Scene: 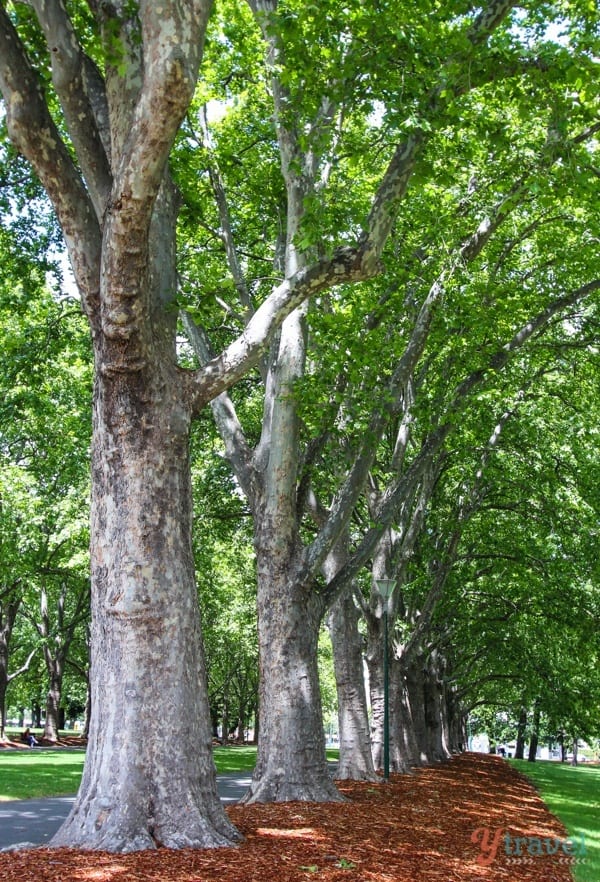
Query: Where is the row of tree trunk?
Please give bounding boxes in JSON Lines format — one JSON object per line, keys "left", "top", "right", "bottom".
{"left": 328, "top": 589, "right": 465, "bottom": 784}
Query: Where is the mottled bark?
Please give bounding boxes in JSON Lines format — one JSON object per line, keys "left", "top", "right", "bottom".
{"left": 243, "top": 555, "right": 341, "bottom": 802}
{"left": 422, "top": 654, "right": 451, "bottom": 763}
{"left": 446, "top": 686, "right": 467, "bottom": 753}
{"left": 53, "top": 359, "right": 239, "bottom": 850}
{"left": 389, "top": 656, "right": 421, "bottom": 771}
{"left": 367, "top": 633, "right": 419, "bottom": 774}
{"left": 327, "top": 589, "right": 377, "bottom": 781}
{"left": 404, "top": 654, "right": 430, "bottom": 765}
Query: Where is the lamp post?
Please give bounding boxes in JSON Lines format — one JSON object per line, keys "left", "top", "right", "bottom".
{"left": 375, "top": 578, "right": 396, "bottom": 781}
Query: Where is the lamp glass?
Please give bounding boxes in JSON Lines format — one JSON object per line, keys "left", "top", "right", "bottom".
{"left": 375, "top": 578, "right": 396, "bottom": 600}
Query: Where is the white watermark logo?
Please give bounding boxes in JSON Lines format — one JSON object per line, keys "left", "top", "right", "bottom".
{"left": 471, "top": 827, "right": 586, "bottom": 867}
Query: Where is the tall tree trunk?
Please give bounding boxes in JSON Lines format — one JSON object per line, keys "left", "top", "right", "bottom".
{"left": 44, "top": 664, "right": 64, "bottom": 742}
{"left": 0, "top": 678, "right": 7, "bottom": 741}
{"left": 423, "top": 652, "right": 451, "bottom": 763}
{"left": 390, "top": 655, "right": 421, "bottom": 771}
{"left": 51, "top": 365, "right": 239, "bottom": 851}
{"left": 327, "top": 588, "right": 378, "bottom": 781}
{"left": 514, "top": 706, "right": 527, "bottom": 760}
{"left": 559, "top": 732, "right": 566, "bottom": 762}
{"left": 571, "top": 738, "right": 578, "bottom": 766}
{"left": 445, "top": 685, "right": 466, "bottom": 753}
{"left": 404, "top": 653, "right": 429, "bottom": 765}
{"left": 527, "top": 703, "right": 540, "bottom": 762}
{"left": 0, "top": 596, "right": 20, "bottom": 741}
{"left": 32, "top": 702, "right": 42, "bottom": 728}
{"left": 367, "top": 636, "right": 419, "bottom": 774}
{"left": 243, "top": 552, "right": 341, "bottom": 803}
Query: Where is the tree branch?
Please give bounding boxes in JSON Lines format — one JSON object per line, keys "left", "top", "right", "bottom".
{"left": 181, "top": 311, "right": 258, "bottom": 503}
{"left": 30, "top": 0, "right": 112, "bottom": 219}
{"left": 0, "top": 2, "right": 102, "bottom": 326}
{"left": 185, "top": 245, "right": 374, "bottom": 411}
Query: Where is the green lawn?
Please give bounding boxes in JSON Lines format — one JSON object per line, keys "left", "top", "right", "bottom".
{"left": 510, "top": 759, "right": 600, "bottom": 882}
{"left": 0, "top": 748, "right": 86, "bottom": 800}
{"left": 0, "top": 744, "right": 260, "bottom": 801}
{"left": 0, "top": 744, "right": 340, "bottom": 801}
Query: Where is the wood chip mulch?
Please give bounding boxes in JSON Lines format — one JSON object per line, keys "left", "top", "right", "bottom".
{"left": 0, "top": 753, "right": 578, "bottom": 881}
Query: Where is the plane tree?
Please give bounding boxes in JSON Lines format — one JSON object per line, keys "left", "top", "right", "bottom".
{"left": 433, "top": 342, "right": 600, "bottom": 757}
{"left": 0, "top": 0, "right": 514, "bottom": 847}
{"left": 0, "top": 220, "right": 92, "bottom": 738}
{"left": 176, "top": 0, "right": 599, "bottom": 798}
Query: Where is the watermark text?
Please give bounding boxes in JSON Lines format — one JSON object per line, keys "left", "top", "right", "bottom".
{"left": 471, "top": 827, "right": 586, "bottom": 867}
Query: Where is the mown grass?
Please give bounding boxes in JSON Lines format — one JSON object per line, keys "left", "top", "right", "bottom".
{"left": 510, "top": 759, "right": 600, "bottom": 882}
{"left": 0, "top": 743, "right": 341, "bottom": 802}
{"left": 0, "top": 748, "right": 86, "bottom": 801}
{"left": 0, "top": 743, "right": 260, "bottom": 801}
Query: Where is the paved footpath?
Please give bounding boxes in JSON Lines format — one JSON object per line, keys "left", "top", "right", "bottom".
{"left": 0, "top": 771, "right": 253, "bottom": 851}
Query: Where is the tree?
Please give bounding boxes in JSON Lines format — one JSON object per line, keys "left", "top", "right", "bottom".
{"left": 1, "top": 0, "right": 598, "bottom": 848}
{"left": 0, "top": 0, "right": 431, "bottom": 849}
{"left": 181, "top": 0, "right": 591, "bottom": 801}
{"left": 435, "top": 345, "right": 600, "bottom": 756}
{"left": 0, "top": 219, "right": 91, "bottom": 737}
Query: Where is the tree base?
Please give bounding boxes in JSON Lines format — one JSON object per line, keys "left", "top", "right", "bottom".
{"left": 50, "top": 797, "right": 242, "bottom": 853}
{"left": 241, "top": 773, "right": 346, "bottom": 805}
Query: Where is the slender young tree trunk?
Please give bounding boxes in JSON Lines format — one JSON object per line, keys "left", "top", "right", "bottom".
{"left": 52, "top": 364, "right": 239, "bottom": 851}
{"left": 0, "top": 597, "right": 20, "bottom": 740}
{"left": 44, "top": 665, "right": 64, "bottom": 742}
{"left": 514, "top": 706, "right": 527, "bottom": 760}
{"left": 327, "top": 588, "right": 378, "bottom": 781}
{"left": 527, "top": 704, "right": 540, "bottom": 762}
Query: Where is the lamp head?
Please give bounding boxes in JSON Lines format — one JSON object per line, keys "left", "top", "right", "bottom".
{"left": 375, "top": 578, "right": 397, "bottom": 601}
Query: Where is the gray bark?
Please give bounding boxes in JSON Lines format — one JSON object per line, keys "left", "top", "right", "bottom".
{"left": 367, "top": 642, "right": 418, "bottom": 774}
{"left": 44, "top": 668, "right": 63, "bottom": 744}
{"left": 327, "top": 589, "right": 378, "bottom": 781}
{"left": 422, "top": 652, "right": 451, "bottom": 763}
{"left": 403, "top": 654, "right": 430, "bottom": 765}
{"left": 52, "top": 351, "right": 240, "bottom": 851}
{"left": 243, "top": 550, "right": 340, "bottom": 802}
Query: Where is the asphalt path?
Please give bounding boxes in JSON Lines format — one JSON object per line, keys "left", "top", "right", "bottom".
{"left": 0, "top": 771, "right": 253, "bottom": 851}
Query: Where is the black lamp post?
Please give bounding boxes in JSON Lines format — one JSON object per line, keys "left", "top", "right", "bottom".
{"left": 375, "top": 577, "right": 396, "bottom": 780}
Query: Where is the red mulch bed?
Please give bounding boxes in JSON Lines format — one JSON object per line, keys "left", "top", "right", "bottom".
{"left": 0, "top": 753, "right": 576, "bottom": 881}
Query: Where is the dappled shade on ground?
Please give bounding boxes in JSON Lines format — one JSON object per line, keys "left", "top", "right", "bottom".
{"left": 0, "top": 754, "right": 576, "bottom": 881}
